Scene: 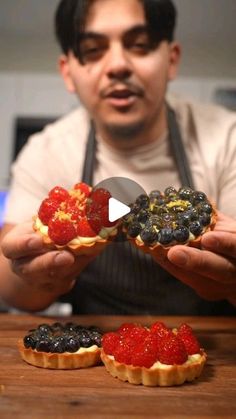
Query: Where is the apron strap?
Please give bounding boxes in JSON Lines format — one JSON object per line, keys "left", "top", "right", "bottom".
{"left": 82, "top": 106, "right": 194, "bottom": 188}
{"left": 167, "top": 105, "right": 195, "bottom": 189}
{"left": 81, "top": 122, "right": 96, "bottom": 185}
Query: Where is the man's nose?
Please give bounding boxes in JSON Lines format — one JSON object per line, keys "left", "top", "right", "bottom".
{"left": 105, "top": 44, "right": 132, "bottom": 80}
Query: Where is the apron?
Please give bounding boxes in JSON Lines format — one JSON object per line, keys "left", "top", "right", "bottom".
{"left": 62, "top": 106, "right": 236, "bottom": 315}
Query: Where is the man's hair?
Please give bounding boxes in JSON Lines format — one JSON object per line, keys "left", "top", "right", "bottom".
{"left": 55, "top": 0, "right": 177, "bottom": 58}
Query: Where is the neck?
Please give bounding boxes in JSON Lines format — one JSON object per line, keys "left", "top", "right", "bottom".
{"left": 94, "top": 103, "right": 168, "bottom": 151}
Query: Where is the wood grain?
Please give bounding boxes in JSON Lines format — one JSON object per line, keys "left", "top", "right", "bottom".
{"left": 0, "top": 314, "right": 235, "bottom": 418}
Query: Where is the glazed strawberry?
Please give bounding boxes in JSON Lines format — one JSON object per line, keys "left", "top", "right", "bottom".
{"left": 178, "top": 333, "right": 201, "bottom": 355}
{"left": 38, "top": 198, "right": 60, "bottom": 225}
{"left": 99, "top": 206, "right": 117, "bottom": 227}
{"left": 90, "top": 188, "right": 111, "bottom": 207}
{"left": 102, "top": 332, "right": 120, "bottom": 355}
{"left": 131, "top": 344, "right": 157, "bottom": 368}
{"left": 158, "top": 335, "right": 188, "bottom": 365}
{"left": 118, "top": 322, "right": 137, "bottom": 338}
{"left": 76, "top": 217, "right": 97, "bottom": 237}
{"left": 87, "top": 213, "right": 103, "bottom": 234}
{"left": 114, "top": 342, "right": 132, "bottom": 365}
{"left": 178, "top": 323, "right": 193, "bottom": 335}
{"left": 123, "top": 326, "right": 149, "bottom": 348}
{"left": 74, "top": 182, "right": 91, "bottom": 197}
{"left": 48, "top": 217, "right": 77, "bottom": 245}
{"left": 150, "top": 321, "right": 172, "bottom": 341}
{"left": 143, "top": 334, "right": 159, "bottom": 356}
{"left": 49, "top": 186, "right": 70, "bottom": 203}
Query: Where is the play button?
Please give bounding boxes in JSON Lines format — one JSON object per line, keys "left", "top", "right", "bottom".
{"left": 108, "top": 197, "right": 131, "bottom": 222}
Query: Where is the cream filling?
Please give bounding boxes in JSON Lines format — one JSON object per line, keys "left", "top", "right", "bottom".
{"left": 33, "top": 344, "right": 99, "bottom": 354}
{"left": 108, "top": 353, "right": 202, "bottom": 369}
{"left": 35, "top": 217, "right": 118, "bottom": 244}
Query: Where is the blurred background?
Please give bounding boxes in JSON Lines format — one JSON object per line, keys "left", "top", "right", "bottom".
{"left": 0, "top": 0, "right": 235, "bottom": 313}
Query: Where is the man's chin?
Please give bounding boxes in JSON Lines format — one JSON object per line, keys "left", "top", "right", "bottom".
{"left": 101, "top": 120, "right": 146, "bottom": 141}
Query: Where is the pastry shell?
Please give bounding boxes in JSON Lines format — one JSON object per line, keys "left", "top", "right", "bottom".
{"left": 101, "top": 349, "right": 207, "bottom": 386}
{"left": 18, "top": 339, "right": 101, "bottom": 369}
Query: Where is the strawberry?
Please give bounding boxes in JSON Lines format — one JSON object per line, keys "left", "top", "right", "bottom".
{"left": 123, "top": 326, "right": 149, "bottom": 348}
{"left": 38, "top": 198, "right": 60, "bottom": 225}
{"left": 157, "top": 335, "right": 188, "bottom": 365}
{"left": 117, "top": 322, "right": 137, "bottom": 338}
{"left": 178, "top": 333, "right": 201, "bottom": 355}
{"left": 178, "top": 323, "right": 193, "bottom": 335}
{"left": 150, "top": 321, "right": 172, "bottom": 341}
{"left": 131, "top": 344, "right": 157, "bottom": 368}
{"left": 76, "top": 217, "right": 97, "bottom": 237}
{"left": 99, "top": 206, "right": 117, "bottom": 227}
{"left": 48, "top": 217, "right": 77, "bottom": 245}
{"left": 90, "top": 188, "right": 111, "bottom": 207}
{"left": 74, "top": 182, "right": 91, "bottom": 197}
{"left": 113, "top": 342, "right": 132, "bottom": 365}
{"left": 87, "top": 213, "right": 103, "bottom": 234}
{"left": 102, "top": 332, "right": 120, "bottom": 355}
{"left": 48, "top": 186, "right": 70, "bottom": 203}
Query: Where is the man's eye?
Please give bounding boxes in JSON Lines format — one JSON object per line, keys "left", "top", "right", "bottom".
{"left": 130, "top": 42, "right": 150, "bottom": 53}
{"left": 79, "top": 45, "right": 106, "bottom": 62}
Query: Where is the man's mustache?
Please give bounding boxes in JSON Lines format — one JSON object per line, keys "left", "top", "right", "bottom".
{"left": 100, "top": 82, "right": 144, "bottom": 98}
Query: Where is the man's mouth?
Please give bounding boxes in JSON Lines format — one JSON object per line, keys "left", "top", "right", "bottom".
{"left": 101, "top": 84, "right": 143, "bottom": 108}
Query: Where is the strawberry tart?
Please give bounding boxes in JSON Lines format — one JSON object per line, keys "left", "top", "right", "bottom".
{"left": 101, "top": 321, "right": 207, "bottom": 386}
{"left": 33, "top": 182, "right": 118, "bottom": 255}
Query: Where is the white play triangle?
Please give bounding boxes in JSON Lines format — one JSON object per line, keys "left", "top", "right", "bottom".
{"left": 108, "top": 197, "right": 131, "bottom": 222}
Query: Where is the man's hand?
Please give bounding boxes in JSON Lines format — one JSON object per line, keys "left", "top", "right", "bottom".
{"left": 1, "top": 222, "right": 96, "bottom": 302}
{"left": 152, "top": 212, "right": 236, "bottom": 304}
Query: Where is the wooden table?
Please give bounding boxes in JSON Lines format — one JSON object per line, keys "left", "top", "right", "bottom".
{"left": 0, "top": 314, "right": 235, "bottom": 418}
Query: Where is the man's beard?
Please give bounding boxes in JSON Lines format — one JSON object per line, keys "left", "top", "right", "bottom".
{"left": 102, "top": 120, "right": 147, "bottom": 143}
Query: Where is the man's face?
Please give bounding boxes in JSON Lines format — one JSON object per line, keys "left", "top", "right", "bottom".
{"left": 60, "top": 0, "right": 180, "bottom": 142}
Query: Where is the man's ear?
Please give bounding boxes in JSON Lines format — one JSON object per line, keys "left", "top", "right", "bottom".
{"left": 168, "top": 42, "right": 181, "bottom": 81}
{"left": 58, "top": 54, "right": 76, "bottom": 93}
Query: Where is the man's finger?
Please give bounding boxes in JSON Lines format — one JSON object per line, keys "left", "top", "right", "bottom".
{"left": 167, "top": 245, "right": 236, "bottom": 284}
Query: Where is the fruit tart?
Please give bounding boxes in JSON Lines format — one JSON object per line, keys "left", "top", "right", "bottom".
{"left": 123, "top": 186, "right": 217, "bottom": 256}
{"left": 33, "top": 182, "right": 118, "bottom": 255}
{"left": 18, "top": 322, "right": 103, "bottom": 369}
{"left": 101, "top": 321, "right": 206, "bottom": 386}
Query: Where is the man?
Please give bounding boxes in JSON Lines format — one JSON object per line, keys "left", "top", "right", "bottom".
{"left": 0, "top": 0, "right": 236, "bottom": 314}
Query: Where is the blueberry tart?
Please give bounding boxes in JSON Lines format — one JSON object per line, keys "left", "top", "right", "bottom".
{"left": 18, "top": 322, "right": 103, "bottom": 369}
{"left": 123, "top": 186, "right": 217, "bottom": 256}
{"left": 101, "top": 321, "right": 206, "bottom": 386}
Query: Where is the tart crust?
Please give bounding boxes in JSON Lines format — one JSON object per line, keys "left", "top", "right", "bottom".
{"left": 33, "top": 218, "right": 117, "bottom": 256}
{"left": 101, "top": 349, "right": 207, "bottom": 386}
{"left": 18, "top": 339, "right": 101, "bottom": 369}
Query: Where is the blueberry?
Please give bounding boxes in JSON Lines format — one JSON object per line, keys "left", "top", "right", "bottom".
{"left": 178, "top": 187, "right": 194, "bottom": 200}
{"left": 191, "top": 191, "right": 207, "bottom": 205}
{"left": 140, "top": 226, "right": 158, "bottom": 245}
{"left": 37, "top": 324, "right": 52, "bottom": 335}
{"left": 164, "top": 186, "right": 177, "bottom": 197}
{"left": 197, "top": 202, "right": 213, "bottom": 214}
{"left": 173, "top": 226, "right": 189, "bottom": 243}
{"left": 24, "top": 334, "right": 36, "bottom": 349}
{"left": 65, "top": 337, "right": 80, "bottom": 353}
{"left": 36, "top": 339, "right": 51, "bottom": 353}
{"left": 50, "top": 337, "right": 66, "bottom": 353}
{"left": 127, "top": 221, "right": 142, "bottom": 238}
{"left": 199, "top": 212, "right": 211, "bottom": 226}
{"left": 189, "top": 221, "right": 203, "bottom": 237}
{"left": 90, "top": 331, "right": 102, "bottom": 347}
{"left": 149, "top": 190, "right": 162, "bottom": 200}
{"left": 135, "top": 194, "right": 150, "bottom": 209}
{"left": 158, "top": 228, "right": 174, "bottom": 245}
{"left": 137, "top": 209, "right": 149, "bottom": 223}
